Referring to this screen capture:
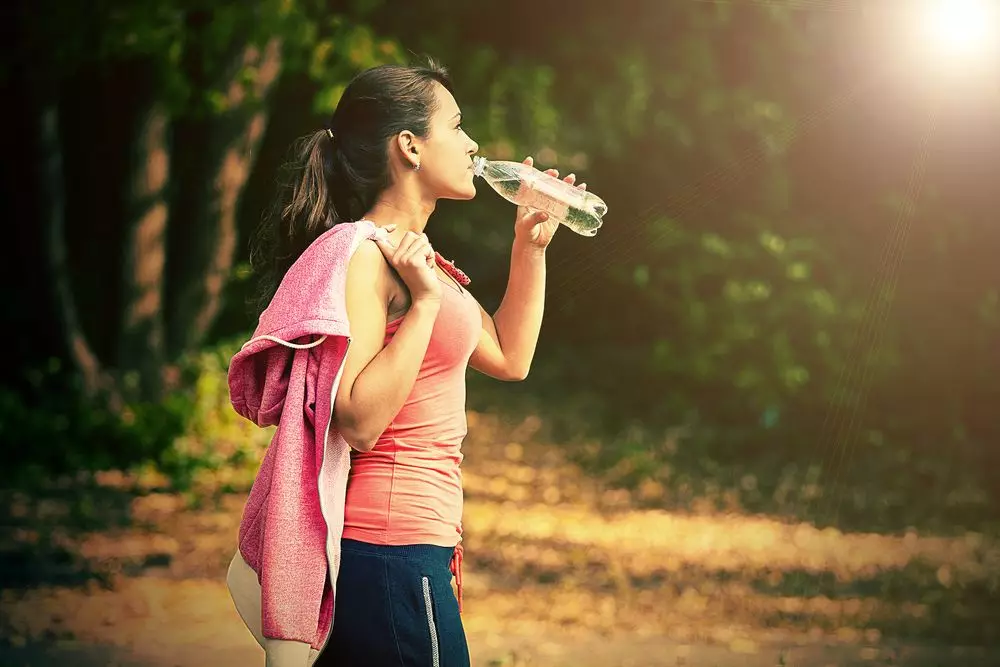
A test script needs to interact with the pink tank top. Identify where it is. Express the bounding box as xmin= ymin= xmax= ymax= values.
xmin=341 ymin=269 xmax=481 ymax=547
